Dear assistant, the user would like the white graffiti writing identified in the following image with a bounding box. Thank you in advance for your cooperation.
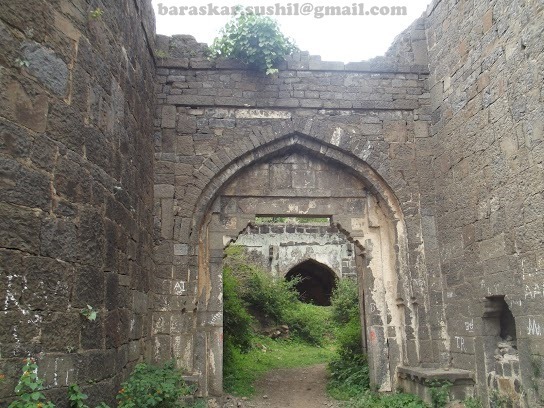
[525,284,543,299]
[174,281,186,295]
[510,299,522,308]
[211,312,221,325]
[464,319,474,332]
[412,279,426,288]
[528,318,542,336]
[455,336,467,352]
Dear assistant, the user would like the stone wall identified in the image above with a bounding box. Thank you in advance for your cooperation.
[0,0,156,404]
[424,0,544,405]
[232,223,358,280]
[1,0,542,404]
[152,22,441,396]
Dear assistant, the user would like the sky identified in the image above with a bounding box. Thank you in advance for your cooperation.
[152,1,432,62]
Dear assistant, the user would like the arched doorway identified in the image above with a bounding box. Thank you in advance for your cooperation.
[285,259,338,306]
[191,134,412,396]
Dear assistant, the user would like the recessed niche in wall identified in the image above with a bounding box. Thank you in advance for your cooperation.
[285,259,338,306]
[482,295,520,401]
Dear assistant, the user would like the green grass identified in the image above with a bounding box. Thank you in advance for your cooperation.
[221,251,427,407]
[285,302,334,345]
[224,336,335,396]
[327,352,369,400]
[343,390,428,408]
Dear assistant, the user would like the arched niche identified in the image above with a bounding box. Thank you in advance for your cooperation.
[190,133,414,396]
[285,259,338,306]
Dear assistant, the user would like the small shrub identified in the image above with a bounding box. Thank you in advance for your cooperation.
[331,278,360,324]
[224,245,299,325]
[155,50,169,59]
[209,10,297,75]
[330,279,363,356]
[8,358,55,408]
[223,266,254,353]
[89,8,104,19]
[68,384,89,408]
[489,389,513,408]
[80,305,97,321]
[284,302,333,345]
[327,352,370,400]
[428,380,451,408]
[242,268,299,322]
[343,390,427,408]
[14,58,29,68]
[116,361,194,408]
[464,397,483,408]
[337,316,364,356]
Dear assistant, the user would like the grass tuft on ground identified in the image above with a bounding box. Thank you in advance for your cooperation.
[224,336,335,396]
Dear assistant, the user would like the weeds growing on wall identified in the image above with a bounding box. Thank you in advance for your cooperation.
[209,10,298,75]
[8,358,54,408]
[427,380,452,408]
[6,360,201,408]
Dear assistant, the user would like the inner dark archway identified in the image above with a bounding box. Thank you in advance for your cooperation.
[285,260,338,306]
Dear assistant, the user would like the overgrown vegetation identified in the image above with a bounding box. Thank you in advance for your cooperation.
[7,360,200,408]
[327,279,369,400]
[490,389,514,408]
[223,245,333,346]
[116,362,195,407]
[222,246,431,406]
[343,391,428,408]
[223,245,335,395]
[8,358,54,408]
[209,10,298,75]
[463,396,484,408]
[428,380,452,408]
[224,336,335,396]
[327,279,427,408]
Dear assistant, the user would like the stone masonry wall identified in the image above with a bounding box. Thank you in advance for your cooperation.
[0,0,156,405]
[1,0,541,404]
[424,0,544,405]
[152,21,442,395]
[233,223,358,280]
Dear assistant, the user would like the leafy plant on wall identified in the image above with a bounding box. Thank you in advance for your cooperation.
[209,10,298,75]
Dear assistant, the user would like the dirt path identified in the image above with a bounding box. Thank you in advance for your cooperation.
[234,364,340,408]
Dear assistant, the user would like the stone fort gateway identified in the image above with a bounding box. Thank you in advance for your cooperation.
[0,0,543,406]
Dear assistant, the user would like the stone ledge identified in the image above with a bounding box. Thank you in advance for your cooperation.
[398,366,475,384]
[398,366,475,403]
[157,57,430,75]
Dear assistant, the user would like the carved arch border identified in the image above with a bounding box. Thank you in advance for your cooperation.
[190,133,414,395]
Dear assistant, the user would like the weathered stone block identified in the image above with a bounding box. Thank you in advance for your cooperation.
[41,312,80,352]
[162,105,177,128]
[22,42,68,96]
[0,203,42,254]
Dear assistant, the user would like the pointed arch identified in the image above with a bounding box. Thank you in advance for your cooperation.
[190,131,415,396]
[190,132,407,244]
[285,258,338,306]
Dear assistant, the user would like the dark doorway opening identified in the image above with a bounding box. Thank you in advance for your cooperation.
[484,295,517,345]
[285,260,337,306]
